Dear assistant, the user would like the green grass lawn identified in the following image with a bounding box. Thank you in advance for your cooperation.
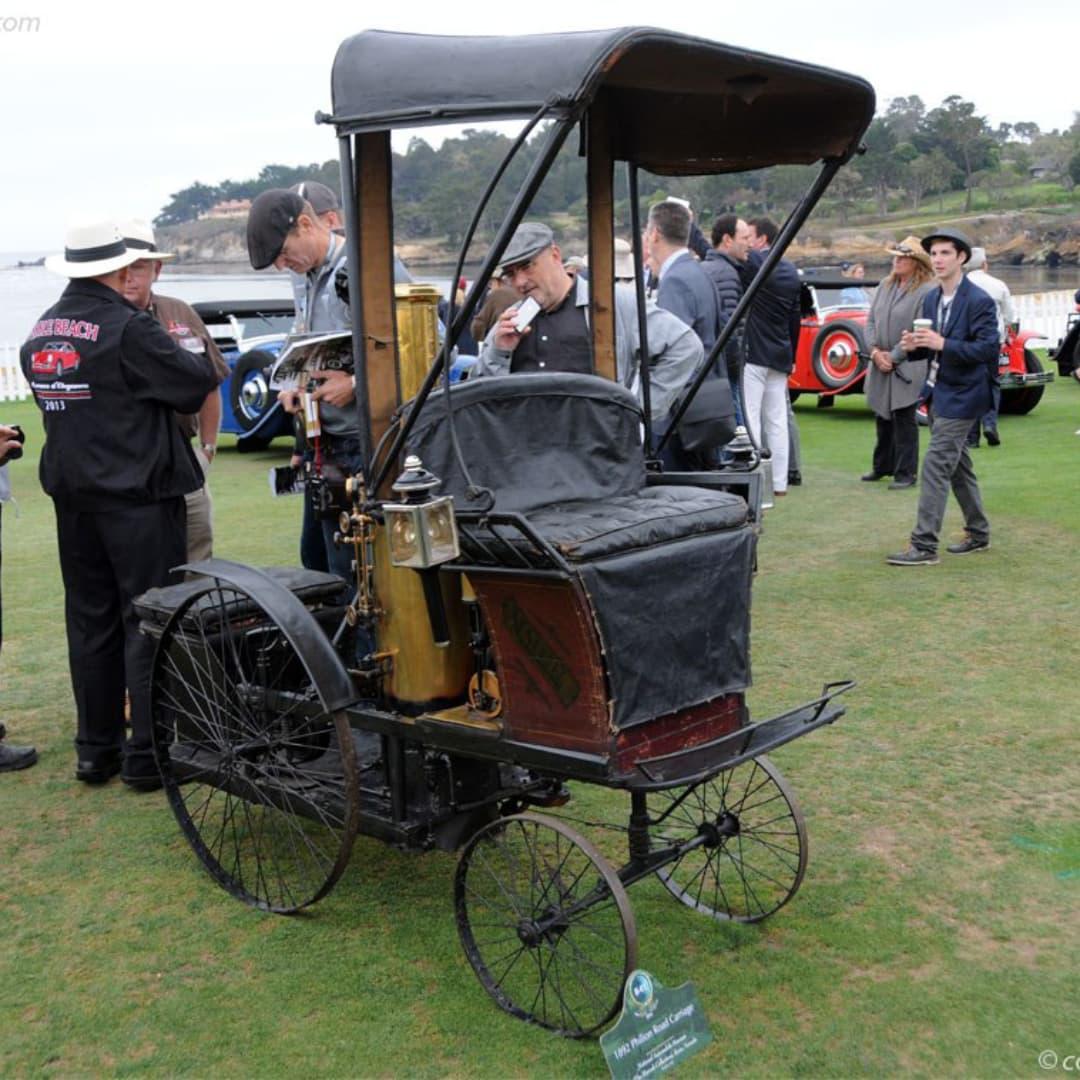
[2,375,1078,1077]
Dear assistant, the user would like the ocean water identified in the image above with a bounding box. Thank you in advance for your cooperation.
[0,259,295,347]
[0,258,461,348]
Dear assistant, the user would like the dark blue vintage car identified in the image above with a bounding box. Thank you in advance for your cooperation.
[191,299,295,450]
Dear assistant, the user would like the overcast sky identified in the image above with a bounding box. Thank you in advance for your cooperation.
[1,0,1075,254]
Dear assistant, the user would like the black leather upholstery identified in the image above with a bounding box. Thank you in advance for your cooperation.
[525,486,746,562]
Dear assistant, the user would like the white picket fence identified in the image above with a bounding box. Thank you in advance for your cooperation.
[0,344,30,402]
[1012,290,1075,344]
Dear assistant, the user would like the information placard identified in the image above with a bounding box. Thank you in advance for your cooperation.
[600,970,712,1079]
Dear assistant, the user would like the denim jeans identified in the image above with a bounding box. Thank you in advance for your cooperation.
[968,383,1001,444]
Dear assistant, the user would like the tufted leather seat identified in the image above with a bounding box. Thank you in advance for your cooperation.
[515,485,745,562]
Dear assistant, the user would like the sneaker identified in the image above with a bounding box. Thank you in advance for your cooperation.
[861,472,886,482]
[886,547,939,566]
[985,429,1000,447]
[946,535,990,555]
[888,478,916,489]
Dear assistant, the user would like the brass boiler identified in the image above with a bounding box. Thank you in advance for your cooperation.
[370,283,470,707]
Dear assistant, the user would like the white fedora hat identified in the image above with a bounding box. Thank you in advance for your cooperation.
[122,219,175,261]
[45,221,141,278]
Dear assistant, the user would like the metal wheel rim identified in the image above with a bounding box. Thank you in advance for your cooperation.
[654,755,807,924]
[817,329,860,380]
[454,812,637,1038]
[151,581,360,913]
[238,371,271,423]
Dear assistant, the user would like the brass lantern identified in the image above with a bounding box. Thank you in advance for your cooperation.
[383,455,460,569]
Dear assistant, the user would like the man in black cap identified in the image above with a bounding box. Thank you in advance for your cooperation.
[887,227,999,566]
[21,220,218,788]
[474,221,700,423]
[247,188,364,579]
[284,180,412,334]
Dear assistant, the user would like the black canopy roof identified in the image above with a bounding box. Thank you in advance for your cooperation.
[328,27,875,174]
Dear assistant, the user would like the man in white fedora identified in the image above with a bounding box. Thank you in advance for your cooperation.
[121,220,229,561]
[21,220,219,790]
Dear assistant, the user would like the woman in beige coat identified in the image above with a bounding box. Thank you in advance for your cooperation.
[862,237,935,488]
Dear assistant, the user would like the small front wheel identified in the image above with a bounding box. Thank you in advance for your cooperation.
[653,755,807,923]
[455,813,637,1037]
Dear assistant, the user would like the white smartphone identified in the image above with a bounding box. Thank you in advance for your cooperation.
[513,296,541,333]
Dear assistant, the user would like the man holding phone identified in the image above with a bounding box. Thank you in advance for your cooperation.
[886,228,999,566]
[475,222,700,423]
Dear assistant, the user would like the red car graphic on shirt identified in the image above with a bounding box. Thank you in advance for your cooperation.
[30,342,82,377]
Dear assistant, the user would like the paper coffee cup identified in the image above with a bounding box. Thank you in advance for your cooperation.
[912,318,932,331]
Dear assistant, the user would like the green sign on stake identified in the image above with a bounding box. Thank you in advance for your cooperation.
[601,970,712,1079]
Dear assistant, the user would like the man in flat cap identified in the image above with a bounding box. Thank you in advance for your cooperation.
[122,220,229,561]
[21,220,218,789]
[887,227,999,566]
[286,179,413,335]
[474,221,701,423]
[247,188,364,579]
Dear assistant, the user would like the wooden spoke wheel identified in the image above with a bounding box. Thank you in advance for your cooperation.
[653,755,807,923]
[454,813,637,1037]
[150,581,359,913]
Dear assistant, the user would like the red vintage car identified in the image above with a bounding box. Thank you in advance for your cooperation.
[789,271,1053,414]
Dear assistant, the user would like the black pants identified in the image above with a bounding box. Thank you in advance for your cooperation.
[872,403,919,483]
[54,499,186,769]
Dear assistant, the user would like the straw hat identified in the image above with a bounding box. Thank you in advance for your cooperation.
[45,221,141,278]
[885,235,932,269]
[122,219,175,261]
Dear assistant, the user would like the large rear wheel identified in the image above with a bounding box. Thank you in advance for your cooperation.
[151,580,359,913]
[455,813,637,1037]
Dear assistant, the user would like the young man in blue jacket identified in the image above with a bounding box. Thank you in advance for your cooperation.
[887,228,999,566]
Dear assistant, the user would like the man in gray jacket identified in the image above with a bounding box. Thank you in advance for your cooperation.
[248,188,359,578]
[475,222,700,424]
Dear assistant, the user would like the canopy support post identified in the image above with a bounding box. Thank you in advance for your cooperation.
[353,131,402,466]
[627,164,653,456]
[586,95,617,384]
[339,134,372,465]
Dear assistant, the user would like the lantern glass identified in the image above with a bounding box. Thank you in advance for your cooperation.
[422,498,459,565]
[384,496,459,568]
